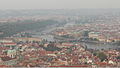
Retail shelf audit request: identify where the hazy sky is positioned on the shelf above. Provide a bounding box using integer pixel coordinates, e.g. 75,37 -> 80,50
0,0 -> 120,9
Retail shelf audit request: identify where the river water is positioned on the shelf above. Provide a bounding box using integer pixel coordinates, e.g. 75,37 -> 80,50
81,42 -> 119,50
30,23 -> 120,50
31,24 -> 57,41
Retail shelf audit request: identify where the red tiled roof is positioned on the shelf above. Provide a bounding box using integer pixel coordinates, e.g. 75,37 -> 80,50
0,65 -> 12,67
2,42 -> 16,45
63,45 -> 74,46
0,47 -> 9,50
0,56 -> 13,61
49,65 -> 91,67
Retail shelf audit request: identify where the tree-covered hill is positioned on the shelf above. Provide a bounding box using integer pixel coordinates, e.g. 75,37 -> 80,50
0,20 -> 59,38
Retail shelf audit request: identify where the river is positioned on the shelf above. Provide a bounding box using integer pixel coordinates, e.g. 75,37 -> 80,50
30,22 -> 120,50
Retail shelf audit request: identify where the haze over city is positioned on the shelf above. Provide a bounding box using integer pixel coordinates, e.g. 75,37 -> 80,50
0,0 -> 120,67
0,0 -> 120,9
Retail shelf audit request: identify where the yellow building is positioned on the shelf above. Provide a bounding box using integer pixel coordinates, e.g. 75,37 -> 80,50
13,38 -> 42,42
98,38 -> 106,42
88,32 -> 101,39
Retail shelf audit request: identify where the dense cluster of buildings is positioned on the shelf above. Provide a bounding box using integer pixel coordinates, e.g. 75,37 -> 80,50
53,21 -> 120,43
0,10 -> 120,67
0,37 -> 119,67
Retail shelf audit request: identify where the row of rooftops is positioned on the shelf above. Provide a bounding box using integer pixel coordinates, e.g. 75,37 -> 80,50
0,37 -> 119,67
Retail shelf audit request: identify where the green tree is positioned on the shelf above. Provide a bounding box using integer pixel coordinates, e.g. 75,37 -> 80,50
117,56 -> 120,59
83,31 -> 89,37
97,52 -> 107,62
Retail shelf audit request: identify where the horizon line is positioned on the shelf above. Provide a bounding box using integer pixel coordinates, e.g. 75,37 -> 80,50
0,8 -> 120,10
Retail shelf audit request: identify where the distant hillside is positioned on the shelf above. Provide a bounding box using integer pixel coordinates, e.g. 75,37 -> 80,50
0,20 -> 60,38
